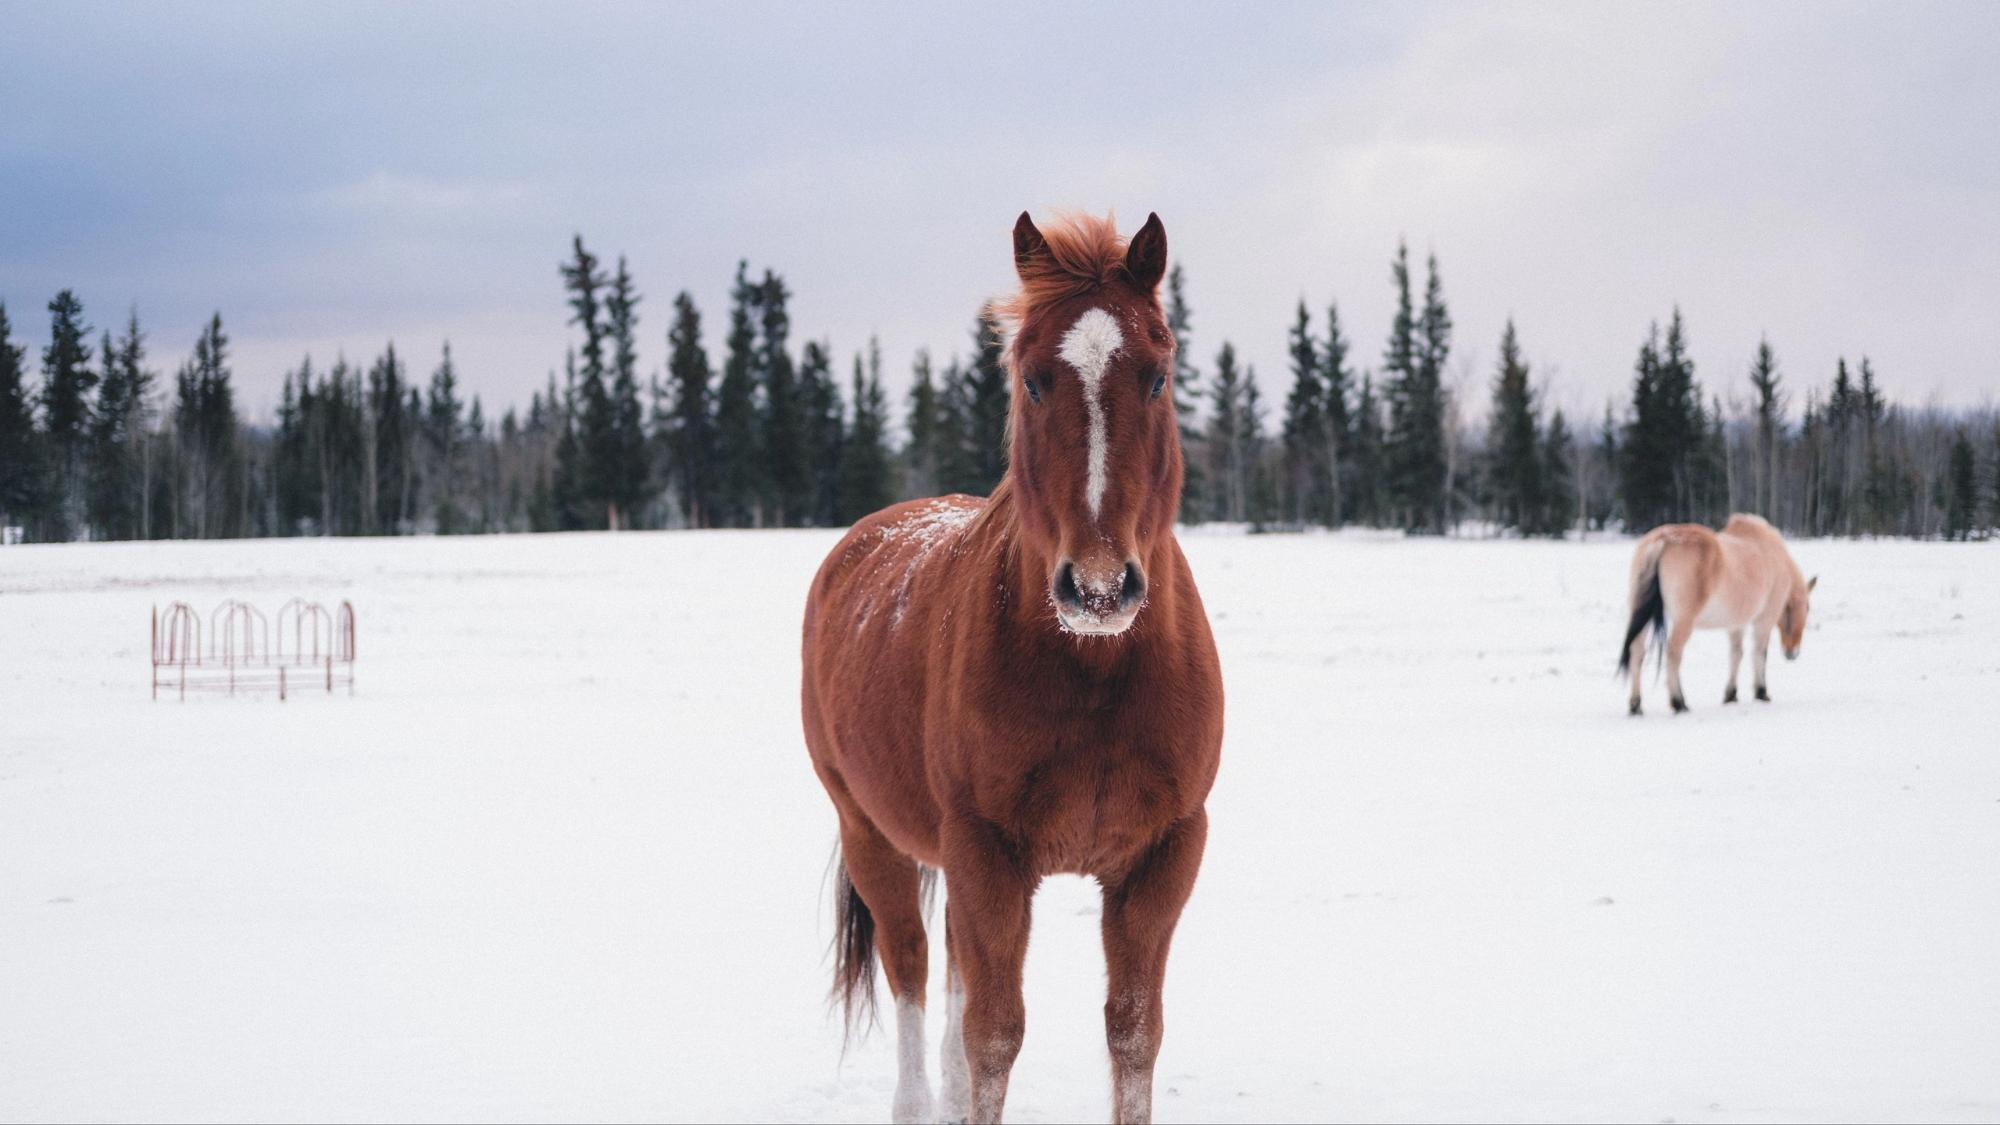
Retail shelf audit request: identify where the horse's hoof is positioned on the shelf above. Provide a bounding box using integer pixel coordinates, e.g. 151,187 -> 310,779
1629,700 -> 1643,717
1755,687 -> 1771,702
1671,695 -> 1688,714
1723,687 -> 1738,704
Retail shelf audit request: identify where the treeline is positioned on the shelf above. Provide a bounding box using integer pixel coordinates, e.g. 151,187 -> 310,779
3,237 -> 1997,543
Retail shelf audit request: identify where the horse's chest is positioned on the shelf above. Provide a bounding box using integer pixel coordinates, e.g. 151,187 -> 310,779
997,740 -> 1188,876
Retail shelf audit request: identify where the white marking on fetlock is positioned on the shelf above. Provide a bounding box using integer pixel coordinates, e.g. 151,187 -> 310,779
939,968 -> 970,1122
891,996 -> 934,1124
1059,307 -> 1123,521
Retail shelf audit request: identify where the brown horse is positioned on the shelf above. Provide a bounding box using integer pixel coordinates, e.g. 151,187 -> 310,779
800,212 -> 1223,1124
1619,513 -> 1816,714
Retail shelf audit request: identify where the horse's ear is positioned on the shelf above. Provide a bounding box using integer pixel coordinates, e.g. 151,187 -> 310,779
1124,212 -> 1168,292
1013,212 -> 1049,278
1807,575 -> 1818,593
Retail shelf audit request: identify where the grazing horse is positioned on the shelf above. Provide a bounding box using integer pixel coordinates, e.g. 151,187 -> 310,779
1619,513 -> 1816,714
800,212 -> 1224,1124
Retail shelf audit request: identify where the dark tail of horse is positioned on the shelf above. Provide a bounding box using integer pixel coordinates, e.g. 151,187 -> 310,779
829,855 -> 879,1042
1618,541 -> 1667,676
827,848 -> 938,1045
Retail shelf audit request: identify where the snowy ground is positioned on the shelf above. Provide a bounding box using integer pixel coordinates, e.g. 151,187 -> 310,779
2,528 -> 1996,1123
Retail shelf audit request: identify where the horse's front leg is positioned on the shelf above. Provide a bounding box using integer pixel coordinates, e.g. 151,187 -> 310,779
1724,628 -> 1744,703
1100,809 -> 1209,1125
1753,621 -> 1774,701
943,816 -> 1034,1124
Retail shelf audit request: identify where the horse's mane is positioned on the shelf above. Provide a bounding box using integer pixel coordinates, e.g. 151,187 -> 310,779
989,212 -> 1130,345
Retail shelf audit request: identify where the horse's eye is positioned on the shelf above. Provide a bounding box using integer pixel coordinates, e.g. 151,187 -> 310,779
1150,371 -> 1167,400
1023,377 -> 1042,404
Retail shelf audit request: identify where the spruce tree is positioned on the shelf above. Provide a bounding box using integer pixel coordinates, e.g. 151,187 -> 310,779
838,339 -> 894,523
1321,301 -> 1352,525
426,343 -> 464,533
1165,263 -> 1203,520
1944,430 -> 1977,540
0,302 -> 44,536
1486,319 -> 1543,534
604,258 -> 650,529
366,341 -> 409,534
798,339 -> 844,526
88,313 -> 152,539
1384,243 -> 1450,532
664,291 -> 715,527
1279,301 -> 1324,526
40,290 -> 95,537
962,313 -> 1010,494
758,271 -> 806,525
1542,408 -> 1575,538
711,263 -> 763,527
1748,338 -> 1784,520
1205,341 -> 1248,523
1241,362 -> 1275,527
903,349 -> 941,499
1349,374 -> 1386,527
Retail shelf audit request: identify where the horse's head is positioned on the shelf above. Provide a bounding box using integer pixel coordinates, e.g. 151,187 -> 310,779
999,211 -> 1181,637
1781,574 -> 1818,659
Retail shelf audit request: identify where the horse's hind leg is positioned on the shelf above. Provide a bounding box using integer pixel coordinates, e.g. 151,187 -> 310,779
1724,628 -> 1744,704
839,814 -> 935,1124
1101,810 -> 1209,1125
1665,616 -> 1696,713
1627,630 -> 1647,716
939,911 -> 970,1123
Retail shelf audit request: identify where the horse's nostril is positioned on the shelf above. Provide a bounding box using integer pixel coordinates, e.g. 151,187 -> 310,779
1120,562 -> 1146,609
1053,562 -> 1083,610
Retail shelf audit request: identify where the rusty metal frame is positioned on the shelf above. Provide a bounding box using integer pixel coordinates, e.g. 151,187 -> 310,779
151,598 -> 357,701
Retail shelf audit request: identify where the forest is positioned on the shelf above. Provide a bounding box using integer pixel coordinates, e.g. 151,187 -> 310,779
2,235 -> 1995,544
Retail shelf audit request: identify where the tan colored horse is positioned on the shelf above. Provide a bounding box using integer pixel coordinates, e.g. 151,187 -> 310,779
1619,513 -> 1816,714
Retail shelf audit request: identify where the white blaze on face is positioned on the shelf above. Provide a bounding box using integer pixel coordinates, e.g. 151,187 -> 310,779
1058,307 -> 1124,520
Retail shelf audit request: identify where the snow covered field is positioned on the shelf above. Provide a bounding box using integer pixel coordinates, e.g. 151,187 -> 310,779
2,529 -> 1996,1123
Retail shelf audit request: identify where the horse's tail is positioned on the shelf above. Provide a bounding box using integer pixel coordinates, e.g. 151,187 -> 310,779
1619,537 -> 1668,676
828,850 -> 879,1042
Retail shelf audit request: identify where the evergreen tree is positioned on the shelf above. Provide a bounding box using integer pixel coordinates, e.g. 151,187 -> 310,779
1748,337 -> 1784,520
1620,325 -> 1676,532
798,339 -> 844,526
1205,341 -> 1249,523
562,237 -> 618,530
1541,408 -> 1575,537
1593,402 -> 1619,530
838,338 -> 894,523
40,289 -> 95,536
604,258 -> 650,529
902,349 -> 942,499
962,313 -> 1010,494
1321,301 -> 1352,525
711,263 -> 763,527
1241,362 -> 1275,527
664,291 -> 715,527
426,343 -> 465,533
0,302 -> 45,535
1165,263 -> 1203,520
1944,429 -> 1977,540
1486,319 -> 1544,534
176,314 -> 239,538
365,342 -> 410,533
1279,301 -> 1325,526
1348,374 -> 1386,527
1384,243 -> 1449,532
87,311 -> 152,539
758,271 -> 807,525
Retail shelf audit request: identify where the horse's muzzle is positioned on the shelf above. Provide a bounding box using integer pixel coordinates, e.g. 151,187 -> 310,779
1052,559 -> 1146,636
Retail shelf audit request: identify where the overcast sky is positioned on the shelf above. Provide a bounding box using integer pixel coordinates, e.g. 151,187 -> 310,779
3,1 -> 1996,428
